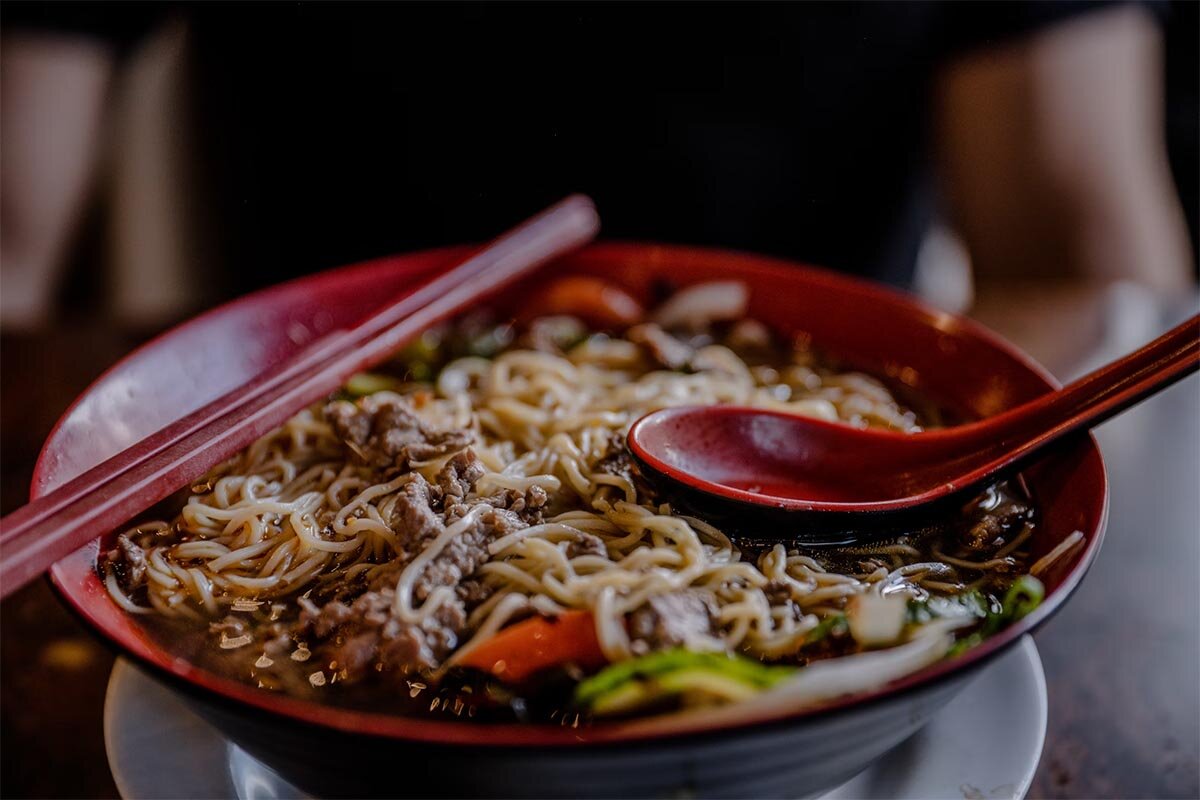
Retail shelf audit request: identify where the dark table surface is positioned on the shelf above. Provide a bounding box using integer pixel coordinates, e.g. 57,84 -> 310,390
1,311 -> 1197,799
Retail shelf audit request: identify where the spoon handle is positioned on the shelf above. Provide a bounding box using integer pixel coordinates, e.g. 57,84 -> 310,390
974,314 -> 1198,458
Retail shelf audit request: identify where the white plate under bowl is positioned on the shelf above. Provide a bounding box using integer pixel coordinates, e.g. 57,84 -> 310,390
105,636 -> 1046,800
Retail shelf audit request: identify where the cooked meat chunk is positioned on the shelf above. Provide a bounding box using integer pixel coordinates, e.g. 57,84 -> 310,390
119,534 -> 147,585
436,449 -> 485,502
594,438 -> 657,507
324,395 -> 471,470
331,631 -> 379,677
292,424 -> 559,677
308,588 -> 470,677
376,601 -> 468,670
363,476 -> 446,594
457,578 -> 494,606
412,517 -> 492,602
595,445 -> 635,485
301,599 -> 354,638
371,622 -> 423,670
526,485 -> 549,511
483,506 -> 527,537
593,434 -> 646,504
564,533 -> 607,559
627,323 -> 695,370
484,486 -> 548,525
388,475 -> 445,552
414,502 -> 529,601
960,501 -> 1031,552
628,591 -> 718,653
108,534 -> 147,589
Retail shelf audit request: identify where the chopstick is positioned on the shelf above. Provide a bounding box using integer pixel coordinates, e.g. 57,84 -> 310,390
0,195 -> 600,599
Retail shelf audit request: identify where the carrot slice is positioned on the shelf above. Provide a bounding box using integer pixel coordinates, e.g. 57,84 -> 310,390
455,610 -> 608,684
519,276 -> 644,329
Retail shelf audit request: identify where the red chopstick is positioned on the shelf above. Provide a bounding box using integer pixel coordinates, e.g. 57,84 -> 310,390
0,195 -> 600,599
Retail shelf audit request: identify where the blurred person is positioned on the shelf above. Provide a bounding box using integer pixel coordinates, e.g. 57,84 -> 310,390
1,1 -> 1194,370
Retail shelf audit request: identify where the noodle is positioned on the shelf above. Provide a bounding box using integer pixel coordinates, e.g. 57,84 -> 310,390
1030,530 -> 1085,577
100,299 -> 1051,720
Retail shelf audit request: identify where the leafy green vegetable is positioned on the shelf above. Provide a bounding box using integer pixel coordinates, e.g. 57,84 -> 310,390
907,590 -> 988,625
804,613 -> 848,644
947,575 -> 1045,658
405,329 -> 443,363
993,574 -> 1044,629
390,329 -> 445,383
574,649 -> 795,715
946,633 -> 982,658
463,324 -> 513,359
343,372 -> 401,397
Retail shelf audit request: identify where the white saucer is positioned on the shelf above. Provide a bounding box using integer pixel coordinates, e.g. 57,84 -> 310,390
105,636 -> 1046,800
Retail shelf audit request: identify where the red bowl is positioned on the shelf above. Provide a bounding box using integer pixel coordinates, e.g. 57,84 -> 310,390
40,243 -> 1106,797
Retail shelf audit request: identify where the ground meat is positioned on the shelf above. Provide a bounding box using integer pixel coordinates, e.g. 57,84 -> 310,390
413,518 -> 492,602
484,486 -> 547,525
436,449 -> 485,502
442,500 -> 472,523
376,601 -> 467,670
324,395 -> 471,470
373,623 -> 424,669
304,585 -> 471,677
594,436 -> 645,503
564,533 -> 607,559
413,502 -> 530,601
483,506 -> 527,537
292,444 -> 551,677
526,485 -> 549,511
300,599 -> 354,638
628,591 -> 718,653
457,578 -> 494,606
597,435 -> 635,474
388,475 -> 444,551
387,602 -> 468,665
362,476 -> 446,594
627,323 -> 695,370
331,631 -> 379,677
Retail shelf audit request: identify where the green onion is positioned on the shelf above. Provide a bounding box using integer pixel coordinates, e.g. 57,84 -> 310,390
804,613 -> 848,644
983,574 -> 1044,635
343,372 -> 401,397
574,649 -> 794,715
948,574 -> 1045,657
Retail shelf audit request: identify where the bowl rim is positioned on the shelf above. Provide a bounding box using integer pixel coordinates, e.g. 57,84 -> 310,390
41,240 -> 1108,748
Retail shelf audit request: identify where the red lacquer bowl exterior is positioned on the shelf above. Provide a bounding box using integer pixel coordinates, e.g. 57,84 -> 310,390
39,243 -> 1107,794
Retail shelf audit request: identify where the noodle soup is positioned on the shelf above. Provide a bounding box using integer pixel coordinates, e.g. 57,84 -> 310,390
100,280 -> 1067,724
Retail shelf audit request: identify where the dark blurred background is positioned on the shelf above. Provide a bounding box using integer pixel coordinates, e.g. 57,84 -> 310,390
2,1 -> 1197,327
1,2 -> 1197,798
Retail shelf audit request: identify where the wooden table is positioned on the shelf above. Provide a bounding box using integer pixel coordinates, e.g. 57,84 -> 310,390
1,316 -> 1197,799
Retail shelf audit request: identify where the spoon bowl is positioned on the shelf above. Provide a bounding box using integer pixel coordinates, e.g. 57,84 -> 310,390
628,314 -> 1198,545
627,406 -> 994,544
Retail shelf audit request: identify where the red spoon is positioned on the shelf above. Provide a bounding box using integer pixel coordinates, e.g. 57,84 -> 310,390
628,314 -> 1199,545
